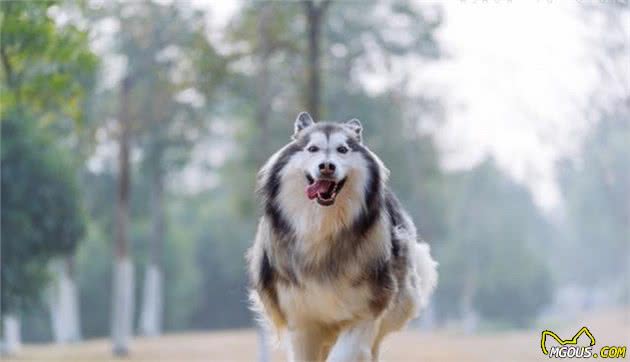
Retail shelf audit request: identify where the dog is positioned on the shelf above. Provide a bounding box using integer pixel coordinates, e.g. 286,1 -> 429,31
247,112 -> 438,361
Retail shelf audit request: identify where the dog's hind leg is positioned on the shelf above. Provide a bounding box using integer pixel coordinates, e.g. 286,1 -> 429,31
326,319 -> 379,362
371,294 -> 415,359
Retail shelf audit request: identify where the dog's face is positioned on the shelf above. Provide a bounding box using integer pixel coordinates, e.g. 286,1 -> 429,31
258,112 -> 386,239
293,112 -> 364,207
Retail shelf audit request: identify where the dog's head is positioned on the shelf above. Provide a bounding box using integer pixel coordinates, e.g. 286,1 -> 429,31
258,112 -> 388,238
291,112 -> 365,207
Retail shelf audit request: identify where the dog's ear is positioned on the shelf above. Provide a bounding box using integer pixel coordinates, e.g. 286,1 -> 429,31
345,118 -> 363,142
293,112 -> 315,139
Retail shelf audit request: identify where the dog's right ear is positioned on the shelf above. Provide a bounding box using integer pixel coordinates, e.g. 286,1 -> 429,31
345,118 -> 362,142
293,112 -> 315,139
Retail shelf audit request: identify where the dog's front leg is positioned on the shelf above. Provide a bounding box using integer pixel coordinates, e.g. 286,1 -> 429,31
288,326 -> 327,362
326,319 -> 378,362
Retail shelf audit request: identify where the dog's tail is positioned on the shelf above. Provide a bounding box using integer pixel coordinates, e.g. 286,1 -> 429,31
410,241 -> 438,315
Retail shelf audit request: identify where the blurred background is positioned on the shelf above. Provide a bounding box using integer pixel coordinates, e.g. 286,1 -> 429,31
1,0 -> 628,361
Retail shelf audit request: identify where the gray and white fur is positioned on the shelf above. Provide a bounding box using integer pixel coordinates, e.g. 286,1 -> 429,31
247,112 -> 438,362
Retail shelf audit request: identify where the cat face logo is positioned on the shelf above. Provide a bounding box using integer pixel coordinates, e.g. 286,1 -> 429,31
541,326 -> 596,356
541,326 -> 627,359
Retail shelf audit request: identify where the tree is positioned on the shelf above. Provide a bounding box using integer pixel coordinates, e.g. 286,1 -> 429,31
557,117 -> 629,291
128,3 -> 227,338
110,74 -> 134,356
302,0 -> 332,120
435,160 -> 552,329
85,2 -> 230,348
0,0 -> 96,349
552,1 -> 629,305
0,1 -> 96,124
1,117 -> 85,354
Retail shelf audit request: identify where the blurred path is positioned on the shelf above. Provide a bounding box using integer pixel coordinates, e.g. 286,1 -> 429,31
5,308 -> 628,362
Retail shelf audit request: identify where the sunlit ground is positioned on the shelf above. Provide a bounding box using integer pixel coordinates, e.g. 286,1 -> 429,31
5,307 -> 628,362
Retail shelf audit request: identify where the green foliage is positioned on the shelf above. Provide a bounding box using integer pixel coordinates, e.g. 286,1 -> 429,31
0,0 -> 98,127
89,1 -> 230,172
76,221 -> 112,338
183,193 -> 254,329
557,116 -> 629,287
474,240 -> 552,328
1,117 -> 85,313
0,1 -> 95,335
435,160 -> 552,327
325,0 -> 441,62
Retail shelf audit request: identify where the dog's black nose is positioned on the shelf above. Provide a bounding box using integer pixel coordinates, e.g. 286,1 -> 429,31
318,162 -> 336,176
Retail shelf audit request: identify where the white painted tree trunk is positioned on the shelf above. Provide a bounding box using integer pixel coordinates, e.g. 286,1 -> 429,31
111,257 -> 134,356
138,264 -> 162,336
49,258 -> 81,343
461,303 -> 479,335
2,314 -> 21,355
417,303 -> 436,330
256,326 -> 270,362
460,261 -> 479,334
139,160 -> 165,337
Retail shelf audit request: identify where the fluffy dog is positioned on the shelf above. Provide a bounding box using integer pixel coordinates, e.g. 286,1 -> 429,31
247,112 -> 438,361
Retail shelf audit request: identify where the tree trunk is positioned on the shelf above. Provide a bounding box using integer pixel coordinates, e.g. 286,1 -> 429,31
2,314 -> 21,355
112,76 -> 134,356
139,264 -> 162,336
111,258 -> 134,356
256,3 -> 273,164
139,159 -> 164,336
397,90 -> 430,237
303,0 -> 331,121
417,303 -> 436,330
49,257 -> 81,343
306,11 -> 321,120
253,6 -> 274,361
459,269 -> 478,334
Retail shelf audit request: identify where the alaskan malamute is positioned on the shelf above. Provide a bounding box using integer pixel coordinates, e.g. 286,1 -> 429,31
248,112 -> 438,361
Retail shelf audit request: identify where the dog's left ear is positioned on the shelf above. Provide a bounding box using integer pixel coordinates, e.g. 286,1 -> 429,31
293,112 -> 315,139
345,118 -> 363,142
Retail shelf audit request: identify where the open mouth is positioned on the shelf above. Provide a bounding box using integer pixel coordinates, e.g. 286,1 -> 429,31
305,175 -> 346,206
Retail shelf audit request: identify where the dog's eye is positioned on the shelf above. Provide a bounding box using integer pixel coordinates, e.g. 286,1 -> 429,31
307,146 -> 319,153
337,146 -> 348,154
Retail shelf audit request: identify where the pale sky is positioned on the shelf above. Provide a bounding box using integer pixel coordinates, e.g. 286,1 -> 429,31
421,1 -> 601,212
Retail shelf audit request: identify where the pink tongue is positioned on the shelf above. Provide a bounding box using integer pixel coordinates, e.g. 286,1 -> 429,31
306,180 -> 333,199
